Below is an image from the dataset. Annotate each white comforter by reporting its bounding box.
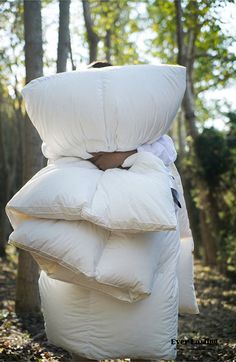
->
[6,153,198,360]
[5,64,199,360]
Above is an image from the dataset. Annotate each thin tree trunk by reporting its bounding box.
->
[0,216,6,257]
[57,0,71,73]
[82,0,99,62]
[15,0,44,315]
[69,41,76,70]
[199,209,217,265]
[0,113,9,257]
[175,0,186,66]
[182,75,199,139]
[105,29,111,62]
[177,111,185,158]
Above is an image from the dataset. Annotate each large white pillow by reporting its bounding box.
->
[8,218,168,303]
[21,64,186,159]
[8,214,199,313]
[6,152,177,232]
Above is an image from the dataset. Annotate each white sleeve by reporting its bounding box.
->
[137,134,177,166]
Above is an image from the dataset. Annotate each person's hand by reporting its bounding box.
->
[89,150,137,171]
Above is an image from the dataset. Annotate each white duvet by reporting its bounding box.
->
[6,64,198,360]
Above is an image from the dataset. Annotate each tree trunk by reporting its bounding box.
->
[57,0,71,73]
[199,209,217,265]
[174,0,218,265]
[177,111,185,158]
[181,80,218,262]
[0,211,7,257]
[182,75,199,139]
[0,112,9,257]
[105,29,111,62]
[82,0,99,63]
[15,0,44,316]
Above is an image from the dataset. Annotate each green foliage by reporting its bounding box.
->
[195,127,231,187]
[146,0,176,63]
[193,119,236,272]
[145,0,236,273]
[83,0,141,64]
[181,122,236,273]
[146,0,236,92]
[226,111,236,137]
[217,113,236,272]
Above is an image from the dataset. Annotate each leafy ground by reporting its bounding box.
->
[0,245,235,362]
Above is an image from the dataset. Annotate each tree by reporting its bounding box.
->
[82,1,140,65]
[174,0,236,266]
[0,88,11,257]
[57,0,72,73]
[82,0,100,63]
[0,0,25,257]
[15,0,44,315]
[174,0,218,265]
[146,0,236,266]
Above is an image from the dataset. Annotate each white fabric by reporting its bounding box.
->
[137,134,177,166]
[38,224,180,360]
[5,64,199,360]
[9,201,198,312]
[178,237,199,314]
[8,193,198,313]
[9,219,174,303]
[6,152,177,233]
[7,152,178,304]
[169,163,199,314]
[21,64,186,160]
[6,159,198,310]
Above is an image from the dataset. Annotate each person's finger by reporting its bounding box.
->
[94,157,108,171]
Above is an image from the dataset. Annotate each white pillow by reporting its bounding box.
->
[8,218,172,303]
[8,215,199,313]
[6,152,177,232]
[21,64,186,159]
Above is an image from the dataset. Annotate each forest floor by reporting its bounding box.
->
[0,245,235,362]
